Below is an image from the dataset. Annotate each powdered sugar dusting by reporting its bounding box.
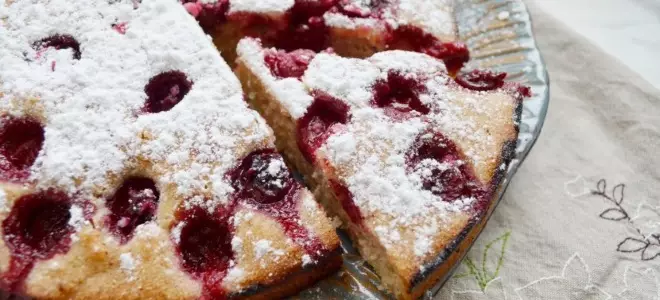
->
[229,0,294,14]
[394,0,457,40]
[303,53,381,108]
[253,239,285,259]
[0,189,7,213]
[67,203,87,243]
[237,38,314,119]
[1,0,275,214]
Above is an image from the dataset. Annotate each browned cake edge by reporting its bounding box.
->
[406,139,519,299]
[232,247,343,300]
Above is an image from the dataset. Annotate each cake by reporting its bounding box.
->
[0,0,341,299]
[182,0,470,74]
[235,38,530,299]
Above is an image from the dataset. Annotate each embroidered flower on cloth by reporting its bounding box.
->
[631,203,660,241]
[451,277,510,300]
[615,267,659,300]
[515,253,610,300]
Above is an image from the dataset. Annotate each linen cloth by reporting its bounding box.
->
[436,1,660,299]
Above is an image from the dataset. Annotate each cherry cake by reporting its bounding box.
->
[0,0,341,299]
[183,0,469,74]
[235,38,530,299]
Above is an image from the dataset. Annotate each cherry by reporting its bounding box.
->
[174,206,232,299]
[105,177,159,244]
[274,0,337,51]
[181,0,230,33]
[328,179,362,224]
[371,71,429,116]
[226,150,294,205]
[0,117,44,182]
[391,26,470,75]
[264,49,316,79]
[225,149,327,259]
[2,191,76,291]
[405,131,485,203]
[455,70,507,92]
[297,92,350,162]
[33,35,81,60]
[143,71,193,113]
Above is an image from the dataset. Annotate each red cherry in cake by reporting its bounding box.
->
[2,191,76,291]
[297,91,350,162]
[33,35,81,60]
[406,131,485,203]
[0,116,44,182]
[455,70,507,92]
[328,179,362,224]
[264,49,316,79]
[105,177,159,244]
[227,149,294,205]
[143,71,193,113]
[181,0,229,33]
[174,206,232,299]
[391,26,469,75]
[275,0,337,51]
[372,71,429,116]
[226,150,327,259]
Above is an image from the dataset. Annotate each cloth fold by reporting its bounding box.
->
[437,0,660,299]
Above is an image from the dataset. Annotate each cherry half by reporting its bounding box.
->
[226,149,294,205]
[264,49,316,79]
[33,35,81,60]
[143,71,193,113]
[1,191,76,291]
[392,25,469,75]
[297,92,351,162]
[274,0,337,51]
[174,206,232,299]
[405,131,485,204]
[104,177,159,244]
[0,116,45,182]
[371,71,429,116]
[455,70,507,92]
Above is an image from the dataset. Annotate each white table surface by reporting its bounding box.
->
[533,0,660,90]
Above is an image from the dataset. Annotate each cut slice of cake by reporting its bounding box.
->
[182,0,469,74]
[0,1,339,299]
[235,37,530,300]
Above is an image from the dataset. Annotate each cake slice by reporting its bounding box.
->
[235,38,529,299]
[0,1,339,299]
[182,0,469,74]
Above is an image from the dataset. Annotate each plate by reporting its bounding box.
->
[297,0,550,298]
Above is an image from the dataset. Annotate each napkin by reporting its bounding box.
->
[437,1,660,299]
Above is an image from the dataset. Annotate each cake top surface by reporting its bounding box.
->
[184,0,458,40]
[0,1,338,298]
[238,37,527,260]
[0,0,266,200]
